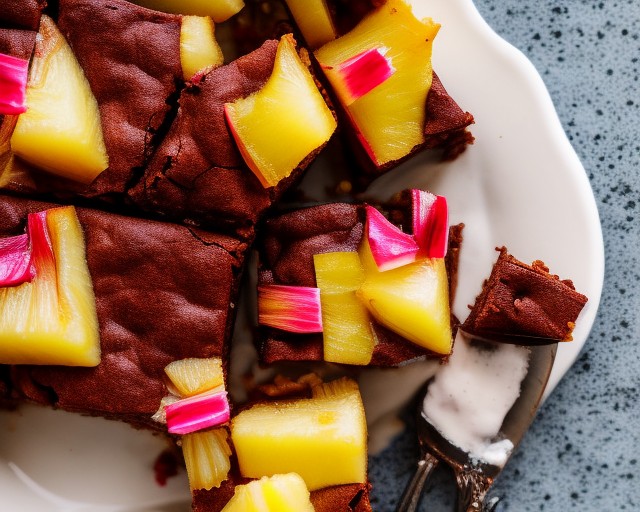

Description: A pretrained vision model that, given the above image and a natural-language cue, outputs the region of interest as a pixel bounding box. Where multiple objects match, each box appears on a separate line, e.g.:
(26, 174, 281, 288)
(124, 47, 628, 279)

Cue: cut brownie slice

(56, 0, 183, 199)
(2, 0, 183, 200)
(0, 195, 244, 427)
(462, 247, 588, 342)
(129, 36, 334, 241)
(256, 191, 463, 366)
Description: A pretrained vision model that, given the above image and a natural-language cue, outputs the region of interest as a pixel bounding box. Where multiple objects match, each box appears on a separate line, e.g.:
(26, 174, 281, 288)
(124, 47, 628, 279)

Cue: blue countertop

(372, 1, 640, 510)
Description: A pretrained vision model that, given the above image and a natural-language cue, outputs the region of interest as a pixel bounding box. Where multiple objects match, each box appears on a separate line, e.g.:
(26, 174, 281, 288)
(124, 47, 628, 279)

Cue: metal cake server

(396, 331, 558, 512)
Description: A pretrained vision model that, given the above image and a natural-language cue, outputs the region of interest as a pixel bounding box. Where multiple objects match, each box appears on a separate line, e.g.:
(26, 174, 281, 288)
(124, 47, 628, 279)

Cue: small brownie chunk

(257, 199, 463, 366)
(462, 247, 588, 341)
(424, 73, 476, 161)
(0, 196, 244, 427)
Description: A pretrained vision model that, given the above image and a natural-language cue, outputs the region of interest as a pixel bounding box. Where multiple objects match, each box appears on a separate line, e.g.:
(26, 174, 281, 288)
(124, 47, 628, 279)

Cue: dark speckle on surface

(370, 0, 640, 510)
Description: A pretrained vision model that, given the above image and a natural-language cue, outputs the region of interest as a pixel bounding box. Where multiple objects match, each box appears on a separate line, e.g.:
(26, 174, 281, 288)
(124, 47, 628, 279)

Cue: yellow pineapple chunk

(180, 15, 224, 80)
(165, 357, 224, 397)
(0, 206, 100, 366)
(224, 34, 337, 188)
(231, 378, 367, 491)
(182, 428, 232, 491)
(284, 0, 337, 49)
(221, 473, 314, 512)
(132, 0, 244, 23)
(314, 252, 375, 365)
(10, 16, 108, 184)
(315, 0, 440, 166)
(357, 257, 452, 355)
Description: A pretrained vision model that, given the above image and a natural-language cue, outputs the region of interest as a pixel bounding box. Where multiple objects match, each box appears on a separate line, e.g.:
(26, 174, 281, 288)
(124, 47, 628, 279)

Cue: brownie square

(0, 195, 245, 427)
(462, 247, 588, 341)
(257, 197, 463, 366)
(128, 38, 311, 242)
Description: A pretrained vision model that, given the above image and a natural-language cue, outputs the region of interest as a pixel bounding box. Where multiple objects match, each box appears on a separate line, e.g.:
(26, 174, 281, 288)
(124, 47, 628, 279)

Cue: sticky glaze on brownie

(129, 38, 320, 241)
(0, 195, 244, 427)
(256, 197, 463, 365)
(462, 247, 588, 342)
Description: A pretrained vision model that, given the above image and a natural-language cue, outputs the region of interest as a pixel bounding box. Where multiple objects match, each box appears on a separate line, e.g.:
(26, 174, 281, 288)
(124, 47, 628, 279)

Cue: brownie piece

(2, 0, 184, 200)
(129, 38, 324, 241)
(192, 478, 372, 512)
(57, 0, 183, 199)
(257, 197, 463, 365)
(0, 195, 245, 427)
(462, 247, 588, 341)
(190, 378, 372, 512)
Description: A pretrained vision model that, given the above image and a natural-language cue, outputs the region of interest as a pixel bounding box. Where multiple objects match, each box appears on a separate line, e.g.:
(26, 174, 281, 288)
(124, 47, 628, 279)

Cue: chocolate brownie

(57, 0, 183, 199)
(0, 0, 45, 30)
(0, 195, 245, 427)
(192, 477, 372, 512)
(462, 247, 588, 342)
(128, 38, 328, 241)
(256, 196, 463, 365)
(190, 379, 372, 512)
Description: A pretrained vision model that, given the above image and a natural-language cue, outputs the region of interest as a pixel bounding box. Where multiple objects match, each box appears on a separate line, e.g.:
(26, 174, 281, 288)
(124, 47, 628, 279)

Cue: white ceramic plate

(0, 0, 604, 510)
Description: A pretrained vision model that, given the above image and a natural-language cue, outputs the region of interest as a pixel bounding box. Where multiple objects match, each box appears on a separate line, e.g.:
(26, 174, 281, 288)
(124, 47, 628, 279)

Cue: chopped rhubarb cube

(0, 52, 29, 115)
(329, 47, 395, 105)
(258, 285, 323, 333)
(0, 234, 34, 288)
(165, 389, 230, 435)
(412, 189, 449, 258)
(365, 205, 419, 271)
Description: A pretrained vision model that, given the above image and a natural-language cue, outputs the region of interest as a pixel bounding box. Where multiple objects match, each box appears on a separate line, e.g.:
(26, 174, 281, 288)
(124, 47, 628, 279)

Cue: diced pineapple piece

(315, 0, 440, 166)
(0, 206, 100, 366)
(164, 357, 224, 397)
(231, 378, 367, 491)
(224, 34, 337, 188)
(180, 15, 224, 80)
(284, 0, 337, 49)
(182, 428, 232, 491)
(11, 16, 108, 184)
(132, 0, 244, 23)
(222, 473, 314, 512)
(314, 252, 375, 365)
(357, 257, 452, 355)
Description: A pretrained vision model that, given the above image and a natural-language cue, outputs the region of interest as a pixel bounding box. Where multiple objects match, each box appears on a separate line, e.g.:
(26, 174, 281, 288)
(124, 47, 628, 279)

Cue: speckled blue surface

(371, 1, 640, 510)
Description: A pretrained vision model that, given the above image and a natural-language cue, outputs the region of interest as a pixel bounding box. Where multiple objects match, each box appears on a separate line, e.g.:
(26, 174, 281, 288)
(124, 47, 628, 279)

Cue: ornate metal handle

(395, 452, 439, 512)
(455, 467, 496, 512)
